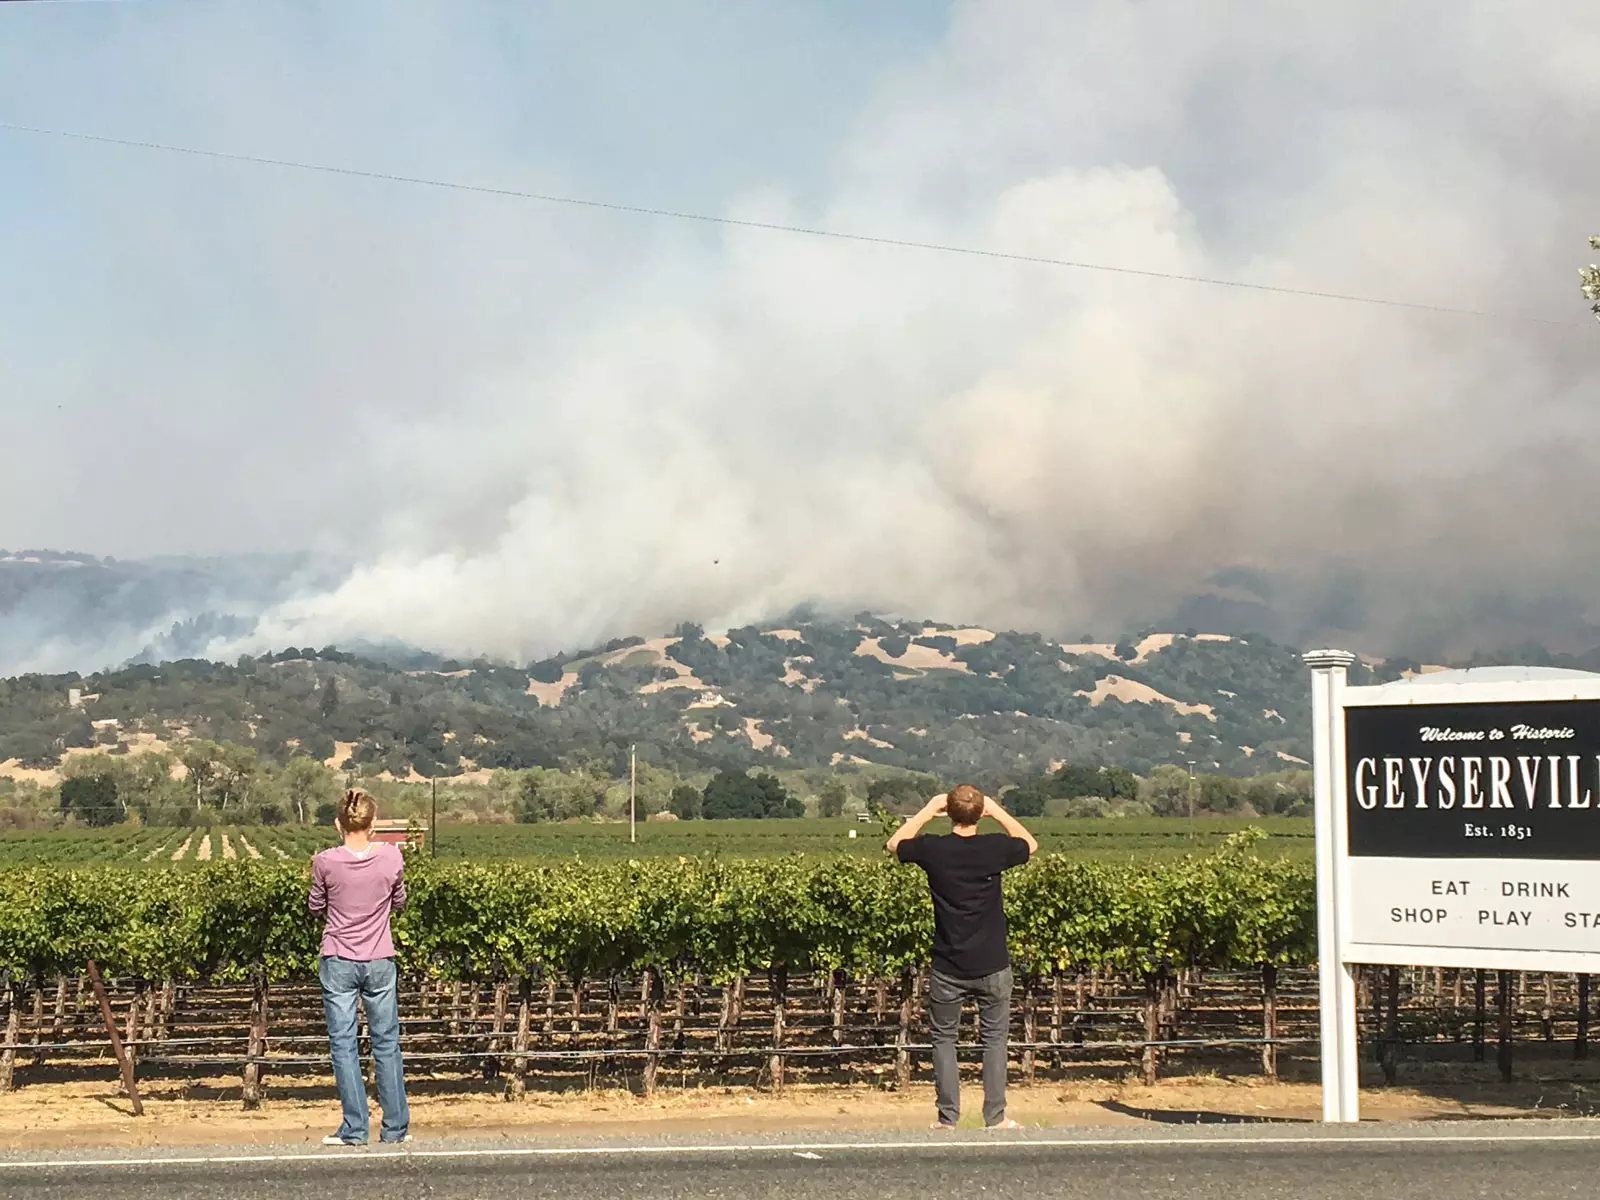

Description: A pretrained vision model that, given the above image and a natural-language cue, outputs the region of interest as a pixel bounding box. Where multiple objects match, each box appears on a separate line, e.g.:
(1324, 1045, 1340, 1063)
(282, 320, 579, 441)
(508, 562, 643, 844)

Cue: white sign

(1305, 655, 1600, 1123)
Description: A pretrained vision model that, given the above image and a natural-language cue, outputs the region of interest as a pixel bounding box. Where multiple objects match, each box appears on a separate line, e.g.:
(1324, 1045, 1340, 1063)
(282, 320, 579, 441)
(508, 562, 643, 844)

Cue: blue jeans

(319, 956, 409, 1143)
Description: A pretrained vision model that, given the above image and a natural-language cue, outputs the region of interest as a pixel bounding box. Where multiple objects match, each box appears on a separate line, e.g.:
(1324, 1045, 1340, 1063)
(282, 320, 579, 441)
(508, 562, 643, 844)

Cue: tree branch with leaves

(1583, 236, 1600, 323)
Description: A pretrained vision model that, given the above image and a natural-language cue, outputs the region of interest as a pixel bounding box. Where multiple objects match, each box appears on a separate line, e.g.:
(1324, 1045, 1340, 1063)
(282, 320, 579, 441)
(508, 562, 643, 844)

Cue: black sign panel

(1345, 700, 1600, 859)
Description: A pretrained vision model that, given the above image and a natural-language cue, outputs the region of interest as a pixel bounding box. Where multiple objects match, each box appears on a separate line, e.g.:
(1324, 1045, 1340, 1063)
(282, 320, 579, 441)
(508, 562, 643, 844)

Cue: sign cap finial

(1303, 648, 1358, 670)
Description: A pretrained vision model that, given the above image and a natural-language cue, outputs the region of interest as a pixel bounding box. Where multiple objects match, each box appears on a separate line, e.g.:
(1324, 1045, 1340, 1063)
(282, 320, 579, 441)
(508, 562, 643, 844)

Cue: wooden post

(1541, 974, 1555, 1043)
(1577, 975, 1590, 1061)
(27, 982, 44, 1069)
(483, 980, 508, 1081)
(505, 976, 532, 1100)
(1022, 975, 1038, 1082)
(1049, 972, 1063, 1069)
(716, 979, 733, 1054)
(1366, 966, 1383, 1064)
(85, 961, 142, 1116)
(718, 974, 745, 1055)
(830, 970, 846, 1048)
(894, 969, 914, 1089)
(50, 975, 67, 1050)
(642, 968, 663, 1098)
(0, 982, 19, 1092)
(1261, 963, 1279, 1081)
(156, 978, 175, 1042)
(769, 965, 788, 1093)
(1142, 972, 1161, 1086)
(241, 968, 268, 1110)
(673, 978, 687, 1055)
(1496, 970, 1514, 1083)
(1072, 969, 1087, 1049)
(570, 976, 585, 1046)
(1380, 966, 1400, 1086)
(1473, 969, 1486, 1062)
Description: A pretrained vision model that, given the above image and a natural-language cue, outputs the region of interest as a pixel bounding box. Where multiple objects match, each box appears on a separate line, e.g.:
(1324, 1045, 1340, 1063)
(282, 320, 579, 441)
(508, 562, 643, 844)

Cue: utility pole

(431, 778, 437, 858)
(1186, 760, 1197, 839)
(629, 744, 637, 845)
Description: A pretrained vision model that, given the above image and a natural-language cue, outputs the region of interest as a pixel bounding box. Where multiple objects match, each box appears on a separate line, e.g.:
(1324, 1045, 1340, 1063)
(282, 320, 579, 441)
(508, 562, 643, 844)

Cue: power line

(0, 120, 1585, 329)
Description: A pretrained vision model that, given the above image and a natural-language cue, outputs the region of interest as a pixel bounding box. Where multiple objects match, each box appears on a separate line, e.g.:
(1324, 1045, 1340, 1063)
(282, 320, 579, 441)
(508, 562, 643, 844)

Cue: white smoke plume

(4, 1, 1598, 668)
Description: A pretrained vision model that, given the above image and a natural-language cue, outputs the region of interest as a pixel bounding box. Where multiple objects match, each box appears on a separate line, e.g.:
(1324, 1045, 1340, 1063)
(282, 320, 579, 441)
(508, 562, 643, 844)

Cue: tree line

(8, 737, 1311, 832)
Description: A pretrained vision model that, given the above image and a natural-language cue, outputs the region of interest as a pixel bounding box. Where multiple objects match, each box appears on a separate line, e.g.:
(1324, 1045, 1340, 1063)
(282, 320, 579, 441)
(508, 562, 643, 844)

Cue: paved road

(2, 1125, 1599, 1199)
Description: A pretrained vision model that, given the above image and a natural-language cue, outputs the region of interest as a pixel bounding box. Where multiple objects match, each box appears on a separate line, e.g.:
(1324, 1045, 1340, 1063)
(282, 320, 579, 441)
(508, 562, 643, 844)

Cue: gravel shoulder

(1, 1067, 1596, 1153)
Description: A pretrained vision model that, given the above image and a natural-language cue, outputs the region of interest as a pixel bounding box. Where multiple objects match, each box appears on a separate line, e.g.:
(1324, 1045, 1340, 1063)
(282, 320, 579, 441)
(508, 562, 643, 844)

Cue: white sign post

(1305, 653, 1600, 1122)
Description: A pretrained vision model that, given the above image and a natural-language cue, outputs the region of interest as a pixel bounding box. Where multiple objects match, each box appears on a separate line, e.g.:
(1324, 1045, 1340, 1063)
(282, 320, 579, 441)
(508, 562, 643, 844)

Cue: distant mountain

(0, 617, 1339, 786)
(5, 553, 1595, 789)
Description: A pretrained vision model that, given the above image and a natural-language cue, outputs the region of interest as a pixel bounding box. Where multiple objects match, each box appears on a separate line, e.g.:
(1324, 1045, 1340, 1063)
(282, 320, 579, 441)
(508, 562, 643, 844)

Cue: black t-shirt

(896, 832, 1031, 979)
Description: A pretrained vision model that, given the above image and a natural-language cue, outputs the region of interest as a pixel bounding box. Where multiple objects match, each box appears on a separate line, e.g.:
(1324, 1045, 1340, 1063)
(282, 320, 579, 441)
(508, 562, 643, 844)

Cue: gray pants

(927, 966, 1012, 1127)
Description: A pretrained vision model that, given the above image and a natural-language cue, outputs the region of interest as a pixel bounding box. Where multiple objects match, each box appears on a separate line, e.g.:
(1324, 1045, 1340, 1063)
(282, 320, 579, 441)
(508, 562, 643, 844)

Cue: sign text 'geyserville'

(1345, 700, 1600, 859)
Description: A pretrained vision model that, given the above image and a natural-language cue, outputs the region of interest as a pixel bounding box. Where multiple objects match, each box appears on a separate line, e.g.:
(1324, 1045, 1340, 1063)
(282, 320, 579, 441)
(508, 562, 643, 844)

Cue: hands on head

(889, 787, 1036, 856)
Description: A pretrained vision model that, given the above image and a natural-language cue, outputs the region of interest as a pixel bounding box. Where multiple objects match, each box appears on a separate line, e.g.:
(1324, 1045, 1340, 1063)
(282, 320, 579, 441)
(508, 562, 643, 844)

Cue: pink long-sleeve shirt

(308, 843, 407, 961)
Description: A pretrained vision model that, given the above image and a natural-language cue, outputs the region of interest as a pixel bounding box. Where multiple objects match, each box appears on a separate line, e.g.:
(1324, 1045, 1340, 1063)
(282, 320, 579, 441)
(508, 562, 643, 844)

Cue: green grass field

(0, 815, 1311, 866)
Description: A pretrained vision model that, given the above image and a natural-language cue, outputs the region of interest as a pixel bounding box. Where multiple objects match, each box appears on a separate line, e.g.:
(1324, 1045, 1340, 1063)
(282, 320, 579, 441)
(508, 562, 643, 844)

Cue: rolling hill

(0, 616, 1334, 787)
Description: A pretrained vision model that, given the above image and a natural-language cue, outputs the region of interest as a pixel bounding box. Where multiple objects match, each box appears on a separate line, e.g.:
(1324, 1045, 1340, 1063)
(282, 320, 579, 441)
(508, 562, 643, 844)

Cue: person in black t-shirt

(888, 782, 1037, 1130)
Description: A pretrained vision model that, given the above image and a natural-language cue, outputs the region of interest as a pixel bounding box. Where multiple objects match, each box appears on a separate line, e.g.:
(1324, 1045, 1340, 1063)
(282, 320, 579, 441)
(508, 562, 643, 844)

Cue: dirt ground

(2, 1061, 1598, 1150)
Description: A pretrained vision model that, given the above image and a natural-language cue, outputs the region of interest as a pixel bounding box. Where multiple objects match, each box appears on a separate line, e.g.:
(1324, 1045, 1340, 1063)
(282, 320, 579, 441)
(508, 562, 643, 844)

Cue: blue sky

(2, 1, 1598, 661)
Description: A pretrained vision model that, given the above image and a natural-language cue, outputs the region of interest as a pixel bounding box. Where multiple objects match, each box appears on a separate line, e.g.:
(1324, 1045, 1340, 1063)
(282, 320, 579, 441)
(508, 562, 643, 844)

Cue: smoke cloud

(3, 0, 1598, 668)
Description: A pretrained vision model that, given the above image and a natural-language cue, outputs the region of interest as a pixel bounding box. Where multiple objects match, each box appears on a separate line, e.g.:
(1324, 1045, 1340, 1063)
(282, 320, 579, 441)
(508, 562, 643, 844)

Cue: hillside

(0, 617, 1335, 787)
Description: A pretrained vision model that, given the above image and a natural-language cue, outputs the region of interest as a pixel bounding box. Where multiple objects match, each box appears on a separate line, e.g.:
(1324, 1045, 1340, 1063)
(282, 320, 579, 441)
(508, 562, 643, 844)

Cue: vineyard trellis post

(1578, 975, 1590, 1060)
(0, 979, 19, 1093)
(1473, 970, 1486, 1061)
(642, 968, 663, 1098)
(1380, 966, 1400, 1086)
(84, 960, 142, 1116)
(242, 966, 269, 1110)
(1496, 970, 1514, 1083)
(894, 969, 913, 1089)
(27, 983, 43, 1069)
(1260, 964, 1278, 1080)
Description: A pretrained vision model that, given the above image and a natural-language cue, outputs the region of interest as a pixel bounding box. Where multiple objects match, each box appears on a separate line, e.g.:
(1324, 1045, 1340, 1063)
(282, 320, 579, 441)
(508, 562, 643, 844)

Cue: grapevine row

(0, 833, 1311, 984)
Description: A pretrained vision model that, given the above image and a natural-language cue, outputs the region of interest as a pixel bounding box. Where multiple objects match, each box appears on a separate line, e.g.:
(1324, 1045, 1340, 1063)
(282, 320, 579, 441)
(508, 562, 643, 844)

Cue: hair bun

(338, 789, 377, 833)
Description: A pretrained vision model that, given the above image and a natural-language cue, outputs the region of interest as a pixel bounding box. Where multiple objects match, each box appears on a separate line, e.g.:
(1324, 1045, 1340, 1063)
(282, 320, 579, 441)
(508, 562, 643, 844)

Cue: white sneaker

(381, 1134, 413, 1144)
(322, 1134, 366, 1146)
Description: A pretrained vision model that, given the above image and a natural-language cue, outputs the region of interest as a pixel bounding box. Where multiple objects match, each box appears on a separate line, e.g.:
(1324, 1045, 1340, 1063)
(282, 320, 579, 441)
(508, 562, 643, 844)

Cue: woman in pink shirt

(308, 790, 410, 1145)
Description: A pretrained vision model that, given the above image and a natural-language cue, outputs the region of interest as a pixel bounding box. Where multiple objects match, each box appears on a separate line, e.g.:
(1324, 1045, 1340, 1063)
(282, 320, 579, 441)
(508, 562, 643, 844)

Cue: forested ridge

(0, 618, 1321, 783)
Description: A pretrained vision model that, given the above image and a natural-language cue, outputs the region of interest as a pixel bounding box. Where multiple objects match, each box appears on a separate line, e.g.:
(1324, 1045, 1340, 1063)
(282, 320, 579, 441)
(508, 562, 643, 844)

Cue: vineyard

(0, 838, 1589, 1109)
(0, 816, 1313, 867)
(0, 824, 336, 867)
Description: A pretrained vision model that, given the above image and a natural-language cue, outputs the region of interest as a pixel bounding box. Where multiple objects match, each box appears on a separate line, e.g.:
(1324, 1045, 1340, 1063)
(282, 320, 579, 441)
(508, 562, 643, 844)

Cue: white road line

(4, 1130, 1600, 1171)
